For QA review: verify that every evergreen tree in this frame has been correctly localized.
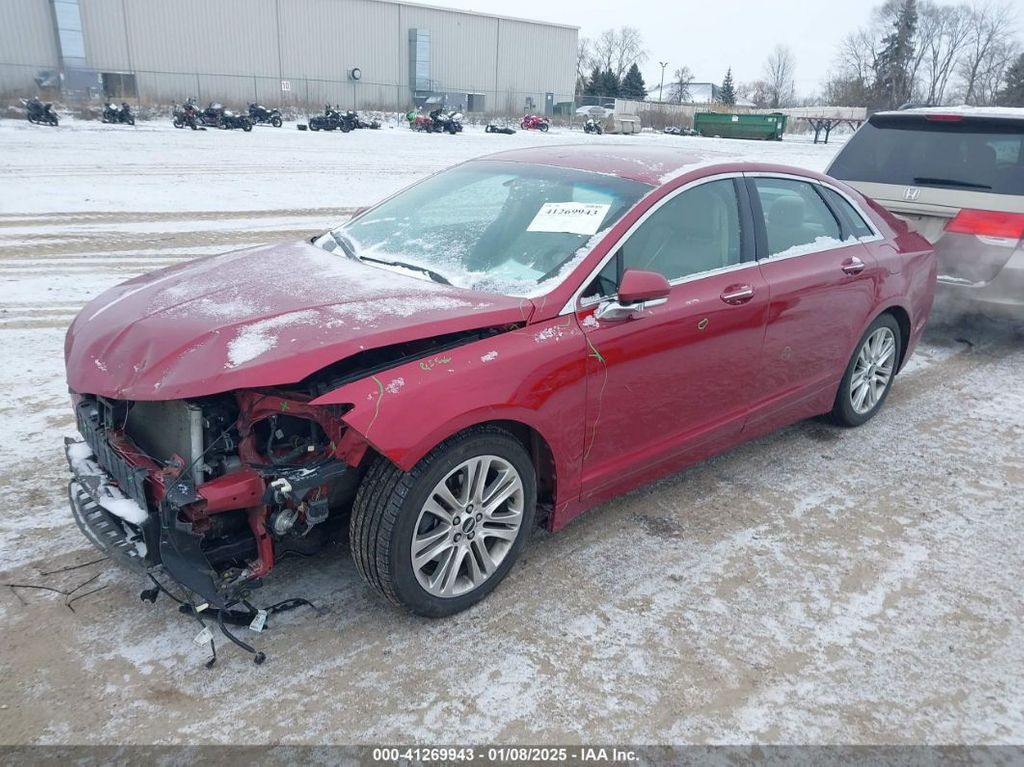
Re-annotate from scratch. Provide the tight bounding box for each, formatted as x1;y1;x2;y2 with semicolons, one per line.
598;68;621;100
620;63;648;101
873;0;918;110
997;53;1024;107
720;68;737;105
584;65;603;98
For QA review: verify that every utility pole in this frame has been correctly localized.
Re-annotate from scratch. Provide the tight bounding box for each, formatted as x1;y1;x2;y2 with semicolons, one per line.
658;61;668;103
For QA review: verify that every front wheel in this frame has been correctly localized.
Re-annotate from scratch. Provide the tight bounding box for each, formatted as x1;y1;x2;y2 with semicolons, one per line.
242;121;252;132
350;426;537;617
829;313;901;427
271;115;282;127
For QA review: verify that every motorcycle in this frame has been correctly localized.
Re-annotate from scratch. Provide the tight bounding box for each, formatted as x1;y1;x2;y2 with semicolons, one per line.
410;112;434;132
248;102;283;127
173;99;201;129
582;117;603;135
102;102;135;125
664;125;697;136
23;97;58;126
520;114;550;132
308;105;350;132
340;110;381;130
201;102;252;131
428;107;463;134
485;123;516;135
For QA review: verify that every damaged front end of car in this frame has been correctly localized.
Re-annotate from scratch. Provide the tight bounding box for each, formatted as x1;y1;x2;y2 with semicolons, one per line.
65;387;368;614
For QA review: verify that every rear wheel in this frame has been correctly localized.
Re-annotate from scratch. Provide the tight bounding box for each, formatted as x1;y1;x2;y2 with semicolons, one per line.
350;426;536;617
829;313;901;427
539;122;549;132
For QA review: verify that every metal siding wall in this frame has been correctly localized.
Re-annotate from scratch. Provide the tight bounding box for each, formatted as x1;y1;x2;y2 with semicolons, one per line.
1;0;578;108
278;0;400;108
79;0;130;70
496;19;576;111
398;5;498;101
121;0;279;77
0;0;59;93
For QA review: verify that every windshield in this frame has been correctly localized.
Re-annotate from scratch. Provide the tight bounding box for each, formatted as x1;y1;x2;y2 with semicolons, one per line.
829;115;1024;196
318;160;650;296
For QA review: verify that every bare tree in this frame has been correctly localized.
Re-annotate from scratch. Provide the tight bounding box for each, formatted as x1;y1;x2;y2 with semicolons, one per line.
916;2;972;104
668;66;694;104
592;27;648;80
576;38;594;94
958;1;1016;105
763;45;797;108
738;80;771;108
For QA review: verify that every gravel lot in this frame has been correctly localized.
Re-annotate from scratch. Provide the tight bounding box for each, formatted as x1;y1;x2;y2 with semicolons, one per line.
0;119;1021;745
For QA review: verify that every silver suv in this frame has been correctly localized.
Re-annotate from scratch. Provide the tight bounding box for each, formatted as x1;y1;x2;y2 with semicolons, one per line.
828;107;1024;319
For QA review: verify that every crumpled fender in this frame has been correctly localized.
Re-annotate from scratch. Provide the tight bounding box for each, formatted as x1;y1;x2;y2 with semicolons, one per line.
311;316;589;511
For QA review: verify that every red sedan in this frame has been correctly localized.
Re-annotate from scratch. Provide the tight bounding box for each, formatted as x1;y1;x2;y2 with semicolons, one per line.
65;146;935;622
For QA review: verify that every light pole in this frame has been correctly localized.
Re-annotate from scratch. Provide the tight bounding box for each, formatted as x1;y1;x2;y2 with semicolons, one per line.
658;61;669;103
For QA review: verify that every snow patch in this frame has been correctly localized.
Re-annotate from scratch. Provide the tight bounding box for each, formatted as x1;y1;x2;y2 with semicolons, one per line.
225;310;320;368
385;377;405;394
480;350;498;363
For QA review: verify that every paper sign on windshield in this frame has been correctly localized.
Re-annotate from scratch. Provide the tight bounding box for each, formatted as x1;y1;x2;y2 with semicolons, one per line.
527;203;610;236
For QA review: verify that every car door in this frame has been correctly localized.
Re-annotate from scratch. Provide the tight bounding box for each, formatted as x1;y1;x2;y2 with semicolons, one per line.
745;174;883;432
574;176;770;501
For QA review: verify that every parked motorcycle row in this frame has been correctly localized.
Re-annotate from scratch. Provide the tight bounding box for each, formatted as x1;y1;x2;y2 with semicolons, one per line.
406;107;464;134
307;104;381;132
172;99;255;131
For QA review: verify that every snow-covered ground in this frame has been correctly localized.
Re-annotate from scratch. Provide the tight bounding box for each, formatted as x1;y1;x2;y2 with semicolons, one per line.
0;117;1022;746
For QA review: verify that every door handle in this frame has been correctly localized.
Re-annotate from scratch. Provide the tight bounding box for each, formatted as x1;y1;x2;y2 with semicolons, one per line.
841;256;866;275
720;284;755;305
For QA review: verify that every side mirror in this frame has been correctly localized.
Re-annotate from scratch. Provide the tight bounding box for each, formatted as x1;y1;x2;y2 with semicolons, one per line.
595;269;670;321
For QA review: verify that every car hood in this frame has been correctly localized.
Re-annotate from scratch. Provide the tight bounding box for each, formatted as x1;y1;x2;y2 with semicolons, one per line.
66;240;533;400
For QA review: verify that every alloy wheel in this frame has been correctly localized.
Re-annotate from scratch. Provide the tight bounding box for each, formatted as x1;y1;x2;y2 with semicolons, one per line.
850;326;897;414
410;455;524;598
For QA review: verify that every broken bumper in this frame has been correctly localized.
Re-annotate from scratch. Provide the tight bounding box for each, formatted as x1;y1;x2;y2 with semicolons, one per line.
65;439;154;570
65;438;243;608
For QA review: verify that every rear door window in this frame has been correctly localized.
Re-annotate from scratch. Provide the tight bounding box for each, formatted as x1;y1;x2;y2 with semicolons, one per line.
753;178;843;258
828;116;1024;196
820;187;875;238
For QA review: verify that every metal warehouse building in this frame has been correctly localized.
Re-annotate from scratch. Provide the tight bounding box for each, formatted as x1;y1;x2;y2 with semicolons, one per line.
1;0;578;113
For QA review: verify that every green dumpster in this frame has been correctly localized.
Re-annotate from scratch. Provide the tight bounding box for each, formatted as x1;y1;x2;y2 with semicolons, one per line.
693;112;787;141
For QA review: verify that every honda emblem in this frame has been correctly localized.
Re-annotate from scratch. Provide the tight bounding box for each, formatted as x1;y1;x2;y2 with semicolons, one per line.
903;187;921;202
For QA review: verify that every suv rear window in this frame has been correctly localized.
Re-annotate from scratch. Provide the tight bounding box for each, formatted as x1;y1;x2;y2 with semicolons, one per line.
829;115;1024;196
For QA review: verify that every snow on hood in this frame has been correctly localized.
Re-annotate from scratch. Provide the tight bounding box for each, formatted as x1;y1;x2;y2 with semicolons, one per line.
65;240;533;400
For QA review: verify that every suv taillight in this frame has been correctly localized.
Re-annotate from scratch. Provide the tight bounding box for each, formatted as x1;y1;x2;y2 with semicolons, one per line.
945;209;1024;240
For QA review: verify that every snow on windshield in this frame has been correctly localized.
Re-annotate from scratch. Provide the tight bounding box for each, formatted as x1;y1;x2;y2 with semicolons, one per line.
326;161;650;297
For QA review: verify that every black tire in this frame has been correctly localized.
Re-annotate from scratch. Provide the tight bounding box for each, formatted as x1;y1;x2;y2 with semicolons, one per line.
340;122;351;133
539;122;549;132
829;313;902;427
242;121;252;132
350;426;537;617
127;117;135;126
271;115;282;127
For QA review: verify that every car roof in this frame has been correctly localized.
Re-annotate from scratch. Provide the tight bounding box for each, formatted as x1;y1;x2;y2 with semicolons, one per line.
475;144;733;186
874;105;1024;121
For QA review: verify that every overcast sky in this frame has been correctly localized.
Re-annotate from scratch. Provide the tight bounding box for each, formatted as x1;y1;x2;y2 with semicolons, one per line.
430;0;947;95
